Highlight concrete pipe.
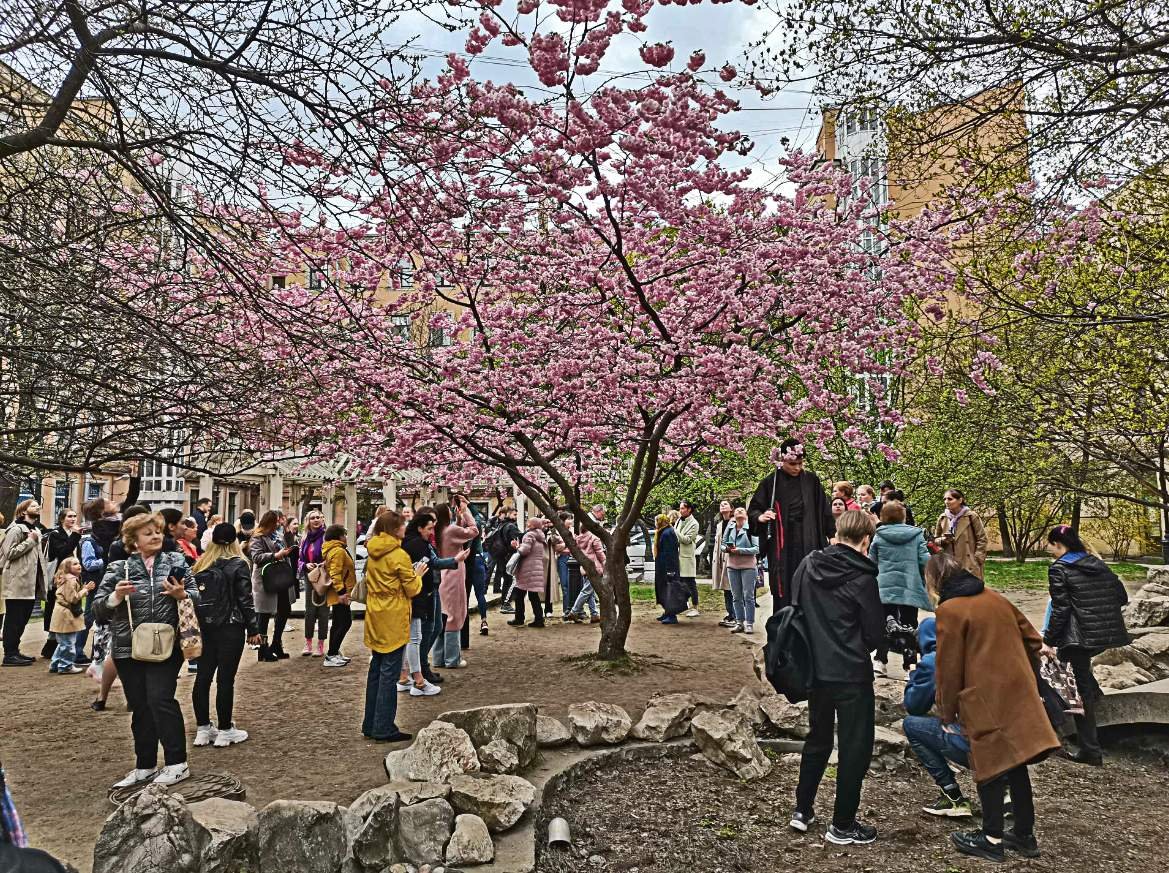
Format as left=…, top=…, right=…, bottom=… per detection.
left=547, top=816, right=572, bottom=850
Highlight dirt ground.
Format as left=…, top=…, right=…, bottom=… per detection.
left=537, top=745, right=1169, bottom=873
left=3, top=593, right=758, bottom=873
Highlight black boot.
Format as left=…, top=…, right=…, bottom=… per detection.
left=258, top=643, right=278, bottom=663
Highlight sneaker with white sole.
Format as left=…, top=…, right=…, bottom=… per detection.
left=685, top=608, right=701, bottom=618
left=410, top=681, right=442, bottom=697
left=213, top=726, right=249, bottom=747
left=112, top=768, right=158, bottom=788
left=789, top=810, right=816, bottom=832
left=323, top=655, right=348, bottom=667
left=396, top=680, right=412, bottom=693
left=730, top=623, right=746, bottom=634
left=744, top=623, right=754, bottom=633
left=718, top=617, right=737, bottom=628
left=193, top=725, right=218, bottom=747
left=153, top=763, right=190, bottom=786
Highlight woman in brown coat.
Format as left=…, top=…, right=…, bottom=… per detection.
left=930, top=552, right=1059, bottom=863
left=934, top=489, right=988, bottom=579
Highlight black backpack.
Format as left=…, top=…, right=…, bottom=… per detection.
left=194, top=564, right=230, bottom=629
left=762, top=584, right=815, bottom=703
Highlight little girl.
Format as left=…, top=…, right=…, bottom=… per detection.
left=49, top=558, right=87, bottom=675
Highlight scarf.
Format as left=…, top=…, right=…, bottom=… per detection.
left=300, top=527, right=325, bottom=567
left=943, top=506, right=969, bottom=534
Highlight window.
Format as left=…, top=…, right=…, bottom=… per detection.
left=142, top=460, right=185, bottom=494
left=429, top=326, right=452, bottom=348
left=308, top=268, right=323, bottom=290
left=272, top=275, right=286, bottom=289
left=391, top=315, right=411, bottom=343
left=86, top=479, right=104, bottom=500
left=399, top=259, right=415, bottom=288
left=227, top=491, right=238, bottom=524
left=54, top=479, right=72, bottom=518
left=859, top=107, right=879, bottom=132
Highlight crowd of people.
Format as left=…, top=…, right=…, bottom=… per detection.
left=0, top=441, right=1137, bottom=865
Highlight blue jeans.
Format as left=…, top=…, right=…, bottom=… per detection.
left=903, top=715, right=970, bottom=790
left=556, top=555, right=571, bottom=612
left=469, top=555, right=489, bottom=621
left=363, top=646, right=406, bottom=739
left=51, top=630, right=82, bottom=670
left=728, top=568, right=756, bottom=625
left=570, top=578, right=598, bottom=617
left=431, top=630, right=462, bottom=668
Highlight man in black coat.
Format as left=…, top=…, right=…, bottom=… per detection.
left=748, top=438, right=835, bottom=610
left=789, top=509, right=883, bottom=845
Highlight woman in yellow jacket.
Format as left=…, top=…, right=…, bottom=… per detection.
left=361, top=510, right=423, bottom=743
left=321, top=525, right=358, bottom=667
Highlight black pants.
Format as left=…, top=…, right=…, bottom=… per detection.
left=723, top=590, right=734, bottom=619
left=796, top=682, right=875, bottom=827
left=2, top=599, right=34, bottom=657
left=328, top=603, right=352, bottom=656
left=492, top=559, right=513, bottom=596
left=511, top=590, right=543, bottom=625
left=875, top=604, right=919, bottom=665
left=1066, top=651, right=1103, bottom=757
left=116, top=649, right=186, bottom=769
left=192, top=625, right=245, bottom=729
left=681, top=576, right=699, bottom=608
left=265, top=588, right=292, bottom=654
left=977, top=764, right=1035, bottom=839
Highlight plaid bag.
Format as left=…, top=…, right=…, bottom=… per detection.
left=177, top=597, right=204, bottom=661
left=1041, top=655, right=1084, bottom=716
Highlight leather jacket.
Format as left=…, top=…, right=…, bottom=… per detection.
left=194, top=556, right=259, bottom=636
left=1044, top=555, right=1130, bottom=655
left=93, top=551, right=199, bottom=661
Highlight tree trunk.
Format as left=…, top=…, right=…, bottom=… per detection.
left=997, top=502, right=1014, bottom=559
left=595, top=532, right=633, bottom=660
left=1070, top=496, right=1082, bottom=530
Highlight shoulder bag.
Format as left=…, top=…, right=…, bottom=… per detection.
left=125, top=560, right=176, bottom=663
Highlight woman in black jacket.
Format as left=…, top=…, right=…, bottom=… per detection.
left=1043, top=525, right=1130, bottom=766
left=93, top=512, right=199, bottom=789
left=400, top=512, right=458, bottom=693
left=191, top=523, right=262, bottom=749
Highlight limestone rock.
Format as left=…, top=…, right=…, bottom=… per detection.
left=437, top=703, right=538, bottom=770
left=188, top=798, right=259, bottom=873
left=631, top=693, right=695, bottom=742
left=387, top=781, right=452, bottom=806
left=871, top=725, right=910, bottom=770
left=478, top=738, right=521, bottom=775
left=257, top=800, right=349, bottom=873
left=690, top=709, right=771, bottom=781
left=872, top=678, right=908, bottom=726
left=348, top=786, right=401, bottom=873
left=750, top=644, right=767, bottom=685
left=388, top=721, right=481, bottom=784
left=1125, top=597, right=1169, bottom=629
left=728, top=686, right=764, bottom=728
left=567, top=702, right=632, bottom=746
left=93, top=786, right=199, bottom=873
left=447, top=774, right=537, bottom=833
left=1096, top=661, right=1159, bottom=690
left=536, top=715, right=571, bottom=748
left=1133, top=631, right=1169, bottom=658
left=445, top=814, right=494, bottom=865
left=758, top=694, right=809, bottom=738
left=395, top=798, right=454, bottom=868
left=1148, top=567, right=1169, bottom=587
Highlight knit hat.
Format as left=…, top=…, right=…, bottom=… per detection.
left=211, top=522, right=238, bottom=545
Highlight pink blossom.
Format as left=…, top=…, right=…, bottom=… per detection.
left=639, top=43, right=675, bottom=67
left=719, top=64, right=736, bottom=81
left=687, top=50, right=705, bottom=72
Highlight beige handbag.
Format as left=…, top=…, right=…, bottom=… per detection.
left=124, top=561, right=176, bottom=663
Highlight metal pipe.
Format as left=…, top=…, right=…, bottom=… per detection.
left=547, top=817, right=572, bottom=850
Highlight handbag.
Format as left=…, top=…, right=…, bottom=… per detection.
left=505, top=550, right=522, bottom=577
left=308, top=562, right=332, bottom=597
left=1041, top=655, right=1084, bottom=715
left=125, top=562, right=176, bottom=663
left=176, top=597, right=203, bottom=660
left=261, top=558, right=297, bottom=594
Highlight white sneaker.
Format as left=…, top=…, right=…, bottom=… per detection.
left=153, top=763, right=190, bottom=786
left=323, top=655, right=348, bottom=668
left=112, top=768, right=158, bottom=788
left=193, top=725, right=218, bottom=747
left=685, top=608, right=701, bottom=618
left=213, top=726, right=249, bottom=747
left=872, top=657, right=888, bottom=677
left=744, top=623, right=754, bottom=634
left=397, top=680, right=412, bottom=693
left=410, top=681, right=442, bottom=697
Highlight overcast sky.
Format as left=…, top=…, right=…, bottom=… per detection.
left=383, top=4, right=823, bottom=191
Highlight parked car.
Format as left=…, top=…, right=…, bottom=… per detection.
left=624, top=520, right=704, bottom=583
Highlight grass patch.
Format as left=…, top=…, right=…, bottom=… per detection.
left=629, top=584, right=730, bottom=611
left=985, top=560, right=1150, bottom=591
left=559, top=651, right=677, bottom=676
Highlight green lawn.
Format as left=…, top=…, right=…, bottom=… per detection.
left=985, top=560, right=1150, bottom=591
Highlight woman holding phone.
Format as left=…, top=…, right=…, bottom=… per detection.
left=93, top=512, right=199, bottom=789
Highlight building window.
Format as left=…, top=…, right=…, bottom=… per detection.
left=399, top=260, right=415, bottom=289
left=859, top=107, right=879, bottom=132
left=392, top=315, right=411, bottom=343
left=308, top=268, right=323, bottom=290
left=227, top=491, right=238, bottom=524
left=429, top=326, right=452, bottom=348
left=272, top=275, right=286, bottom=289
left=86, top=479, right=104, bottom=501
left=54, top=479, right=71, bottom=518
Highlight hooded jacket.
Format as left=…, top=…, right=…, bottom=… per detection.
left=363, top=532, right=423, bottom=653
left=790, top=543, right=884, bottom=685
left=868, top=522, right=932, bottom=611
left=1045, top=554, right=1130, bottom=655
left=903, top=617, right=971, bottom=753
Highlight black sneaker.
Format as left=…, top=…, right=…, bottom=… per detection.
left=951, top=830, right=1004, bottom=863
left=825, top=820, right=877, bottom=845
left=923, top=792, right=973, bottom=817
left=789, top=810, right=816, bottom=832
left=1001, top=831, right=1041, bottom=858
left=1067, top=749, right=1103, bottom=767
left=1, top=656, right=31, bottom=667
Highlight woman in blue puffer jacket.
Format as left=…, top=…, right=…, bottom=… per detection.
left=867, top=500, right=930, bottom=674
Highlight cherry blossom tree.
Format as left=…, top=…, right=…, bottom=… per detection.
left=200, top=0, right=958, bottom=659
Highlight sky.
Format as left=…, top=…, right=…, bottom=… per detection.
left=382, top=3, right=824, bottom=191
